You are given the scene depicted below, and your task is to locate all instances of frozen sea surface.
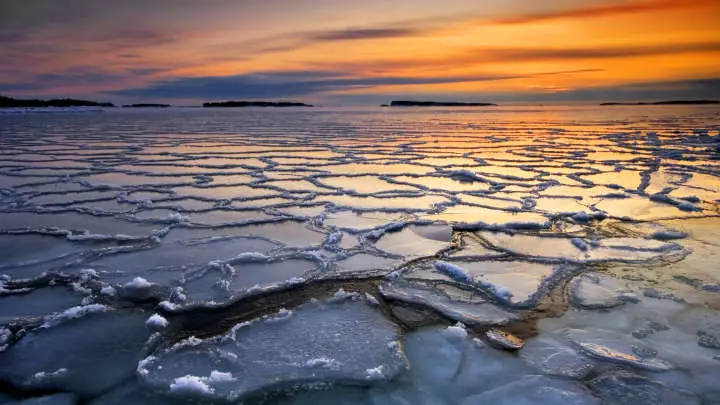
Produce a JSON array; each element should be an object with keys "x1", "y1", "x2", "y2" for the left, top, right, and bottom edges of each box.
[{"x1": 0, "y1": 105, "x2": 719, "y2": 404}]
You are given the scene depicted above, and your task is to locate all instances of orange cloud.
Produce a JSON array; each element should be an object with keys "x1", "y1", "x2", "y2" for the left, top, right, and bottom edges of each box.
[{"x1": 491, "y1": 0, "x2": 717, "y2": 25}]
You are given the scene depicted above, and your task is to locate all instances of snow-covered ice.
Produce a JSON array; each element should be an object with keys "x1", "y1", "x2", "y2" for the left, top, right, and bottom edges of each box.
[{"x1": 138, "y1": 294, "x2": 406, "y2": 401}]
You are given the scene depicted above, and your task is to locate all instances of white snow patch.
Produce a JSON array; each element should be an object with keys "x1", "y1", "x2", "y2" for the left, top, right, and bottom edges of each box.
[
  {"x1": 137, "y1": 356, "x2": 156, "y2": 377},
  {"x1": 0, "y1": 327, "x2": 12, "y2": 351},
  {"x1": 475, "y1": 279, "x2": 513, "y2": 302},
  {"x1": 444, "y1": 323, "x2": 469, "y2": 339},
  {"x1": 169, "y1": 375, "x2": 214, "y2": 395},
  {"x1": 146, "y1": 314, "x2": 169, "y2": 330},
  {"x1": 263, "y1": 308, "x2": 294, "y2": 324},
  {"x1": 571, "y1": 238, "x2": 589, "y2": 252},
  {"x1": 78, "y1": 269, "x2": 99, "y2": 281},
  {"x1": 100, "y1": 286, "x2": 116, "y2": 296},
  {"x1": 165, "y1": 212, "x2": 188, "y2": 224},
  {"x1": 651, "y1": 230, "x2": 687, "y2": 241},
  {"x1": 27, "y1": 368, "x2": 68, "y2": 383},
  {"x1": 158, "y1": 300, "x2": 179, "y2": 311},
  {"x1": 231, "y1": 252, "x2": 270, "y2": 262},
  {"x1": 123, "y1": 277, "x2": 154, "y2": 289},
  {"x1": 304, "y1": 357, "x2": 341, "y2": 370},
  {"x1": 435, "y1": 261, "x2": 472, "y2": 283},
  {"x1": 208, "y1": 371, "x2": 235, "y2": 382},
  {"x1": 365, "y1": 221, "x2": 407, "y2": 240},
  {"x1": 365, "y1": 365, "x2": 385, "y2": 379},
  {"x1": 331, "y1": 288, "x2": 361, "y2": 301},
  {"x1": 41, "y1": 304, "x2": 110, "y2": 328},
  {"x1": 70, "y1": 282, "x2": 92, "y2": 295}
]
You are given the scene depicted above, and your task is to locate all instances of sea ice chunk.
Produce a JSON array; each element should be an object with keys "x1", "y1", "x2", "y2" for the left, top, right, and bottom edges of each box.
[
  {"x1": 379, "y1": 279, "x2": 518, "y2": 326},
  {"x1": 138, "y1": 296, "x2": 406, "y2": 401},
  {"x1": 145, "y1": 313, "x2": 169, "y2": 330},
  {"x1": 567, "y1": 328, "x2": 673, "y2": 372},
  {"x1": 0, "y1": 311, "x2": 151, "y2": 399},
  {"x1": 434, "y1": 260, "x2": 568, "y2": 306},
  {"x1": 374, "y1": 225, "x2": 452, "y2": 258}
]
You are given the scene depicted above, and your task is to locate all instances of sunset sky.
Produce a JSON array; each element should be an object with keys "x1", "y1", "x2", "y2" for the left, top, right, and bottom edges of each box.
[{"x1": 1, "y1": 0, "x2": 719, "y2": 105}]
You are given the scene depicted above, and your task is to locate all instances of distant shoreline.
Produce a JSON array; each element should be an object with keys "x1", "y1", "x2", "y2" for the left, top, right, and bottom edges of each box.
[
  {"x1": 203, "y1": 101, "x2": 313, "y2": 108},
  {"x1": 600, "y1": 100, "x2": 719, "y2": 106},
  {"x1": 382, "y1": 100, "x2": 497, "y2": 107},
  {"x1": 0, "y1": 95, "x2": 114, "y2": 108}
]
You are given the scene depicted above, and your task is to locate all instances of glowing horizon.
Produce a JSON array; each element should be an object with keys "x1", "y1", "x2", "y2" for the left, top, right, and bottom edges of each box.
[{"x1": 1, "y1": 0, "x2": 719, "y2": 105}]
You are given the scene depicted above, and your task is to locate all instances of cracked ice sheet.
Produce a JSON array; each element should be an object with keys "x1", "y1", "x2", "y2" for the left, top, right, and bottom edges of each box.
[
  {"x1": 374, "y1": 225, "x2": 453, "y2": 258},
  {"x1": 139, "y1": 295, "x2": 407, "y2": 401},
  {"x1": 319, "y1": 194, "x2": 450, "y2": 210},
  {"x1": 183, "y1": 258, "x2": 318, "y2": 303},
  {"x1": 0, "y1": 211, "x2": 162, "y2": 238},
  {"x1": 379, "y1": 279, "x2": 518, "y2": 326},
  {"x1": 322, "y1": 210, "x2": 411, "y2": 232},
  {"x1": 424, "y1": 206, "x2": 549, "y2": 228},
  {"x1": 427, "y1": 260, "x2": 569, "y2": 306},
  {"x1": 595, "y1": 195, "x2": 707, "y2": 220},
  {"x1": 478, "y1": 231, "x2": 686, "y2": 264},
  {"x1": 86, "y1": 236, "x2": 280, "y2": 285},
  {"x1": 1, "y1": 105, "x2": 720, "y2": 404},
  {"x1": 162, "y1": 221, "x2": 326, "y2": 247}
]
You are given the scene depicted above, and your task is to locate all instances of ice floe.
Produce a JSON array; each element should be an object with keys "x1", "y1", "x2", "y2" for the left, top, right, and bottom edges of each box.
[{"x1": 138, "y1": 294, "x2": 406, "y2": 401}]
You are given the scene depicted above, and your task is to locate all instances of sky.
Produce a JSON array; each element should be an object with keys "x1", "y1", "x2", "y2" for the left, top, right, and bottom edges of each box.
[{"x1": 1, "y1": 0, "x2": 719, "y2": 105}]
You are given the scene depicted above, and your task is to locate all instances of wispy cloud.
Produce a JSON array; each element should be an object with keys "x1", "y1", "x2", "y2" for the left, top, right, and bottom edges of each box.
[
  {"x1": 491, "y1": 0, "x2": 716, "y2": 25},
  {"x1": 309, "y1": 27, "x2": 421, "y2": 41},
  {"x1": 307, "y1": 40, "x2": 720, "y2": 74},
  {"x1": 107, "y1": 70, "x2": 524, "y2": 99}
]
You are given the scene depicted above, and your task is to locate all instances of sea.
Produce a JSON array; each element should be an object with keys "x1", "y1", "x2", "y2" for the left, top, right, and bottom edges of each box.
[{"x1": 0, "y1": 105, "x2": 719, "y2": 404}]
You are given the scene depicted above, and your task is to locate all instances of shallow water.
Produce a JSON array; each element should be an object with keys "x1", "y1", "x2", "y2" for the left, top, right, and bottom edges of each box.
[{"x1": 0, "y1": 105, "x2": 719, "y2": 404}]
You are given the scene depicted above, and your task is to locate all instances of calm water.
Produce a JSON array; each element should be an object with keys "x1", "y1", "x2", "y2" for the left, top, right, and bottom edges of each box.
[{"x1": 0, "y1": 105, "x2": 719, "y2": 404}]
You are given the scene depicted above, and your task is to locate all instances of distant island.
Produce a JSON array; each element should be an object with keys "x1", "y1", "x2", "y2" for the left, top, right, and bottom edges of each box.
[
  {"x1": 122, "y1": 103, "x2": 171, "y2": 108},
  {"x1": 202, "y1": 101, "x2": 313, "y2": 107},
  {"x1": 0, "y1": 95, "x2": 114, "y2": 108},
  {"x1": 600, "y1": 100, "x2": 719, "y2": 106},
  {"x1": 383, "y1": 100, "x2": 497, "y2": 107}
]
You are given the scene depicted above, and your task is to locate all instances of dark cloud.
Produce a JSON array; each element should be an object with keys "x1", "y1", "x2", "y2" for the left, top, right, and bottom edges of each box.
[
  {"x1": 0, "y1": 67, "x2": 168, "y2": 94},
  {"x1": 124, "y1": 68, "x2": 170, "y2": 76},
  {"x1": 310, "y1": 27, "x2": 420, "y2": 41},
  {"x1": 224, "y1": 22, "x2": 431, "y2": 56},
  {"x1": 324, "y1": 77, "x2": 720, "y2": 105},
  {"x1": 538, "y1": 77, "x2": 720, "y2": 102},
  {"x1": 107, "y1": 70, "x2": 522, "y2": 99},
  {"x1": 0, "y1": 82, "x2": 43, "y2": 92}
]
